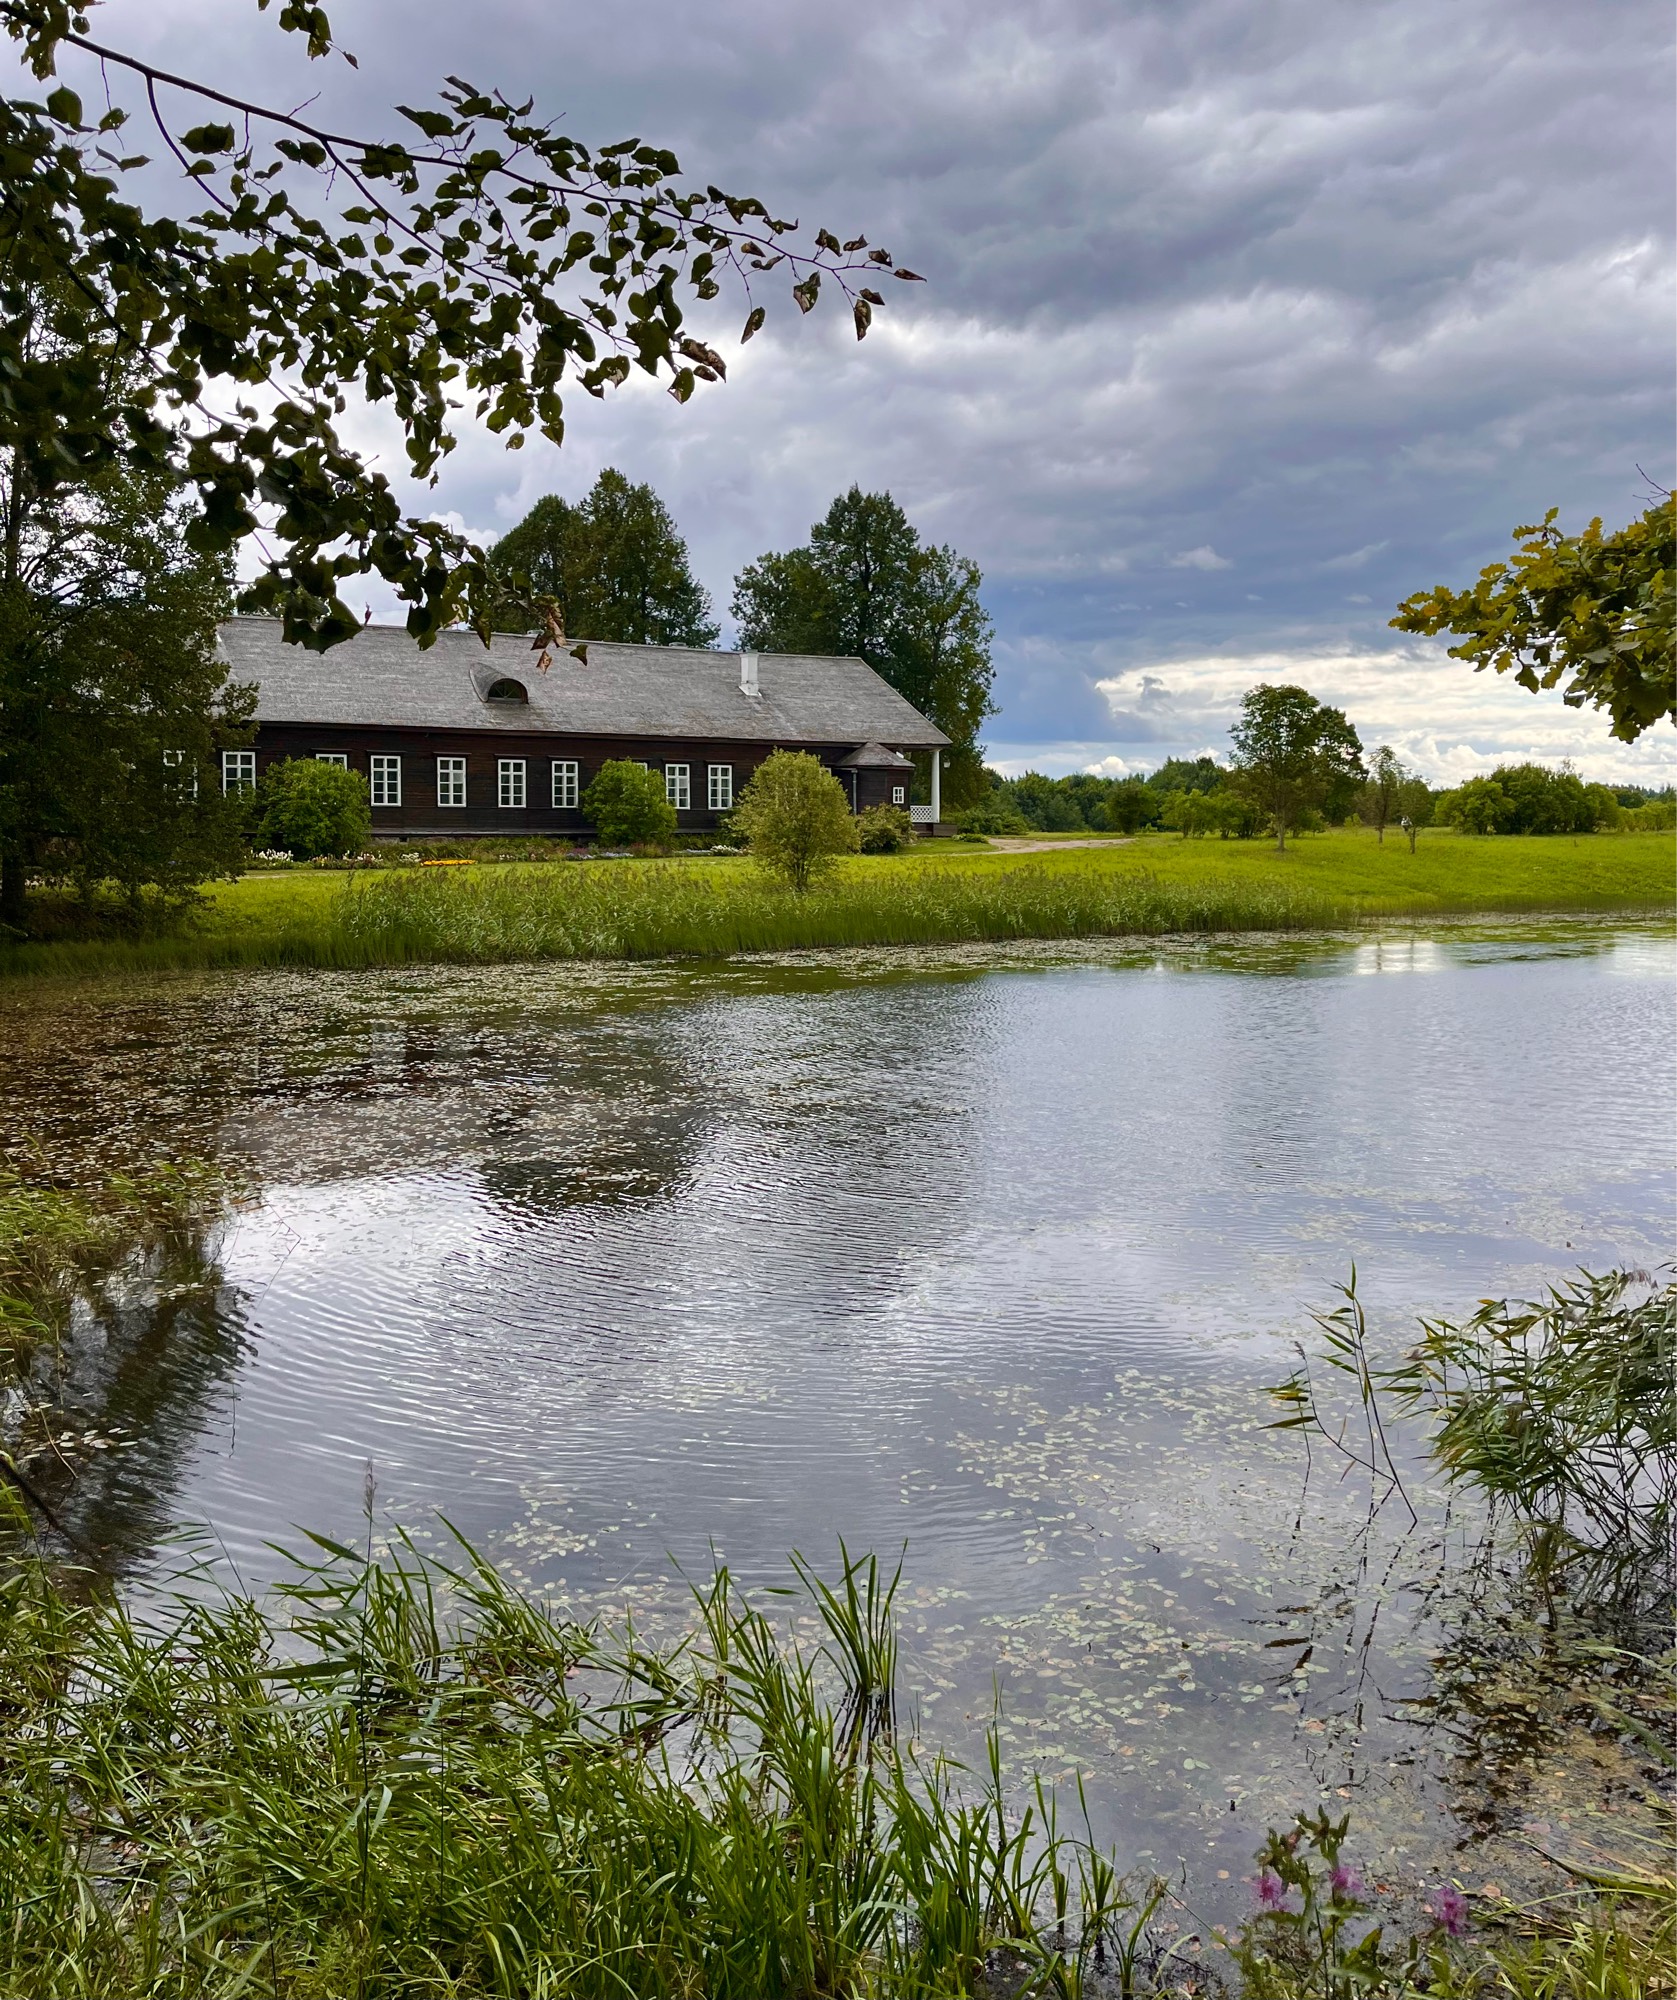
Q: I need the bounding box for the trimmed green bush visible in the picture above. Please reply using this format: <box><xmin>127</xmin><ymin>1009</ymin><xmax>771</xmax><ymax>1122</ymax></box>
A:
<box><xmin>581</xmin><ymin>759</ymin><xmax>678</xmax><ymax>847</ymax></box>
<box><xmin>733</xmin><ymin>750</ymin><xmax>859</xmax><ymax>890</ymax></box>
<box><xmin>857</xmin><ymin>803</ymin><xmax>916</xmax><ymax>853</ymax></box>
<box><xmin>255</xmin><ymin>758</ymin><xmax>371</xmax><ymax>859</ymax></box>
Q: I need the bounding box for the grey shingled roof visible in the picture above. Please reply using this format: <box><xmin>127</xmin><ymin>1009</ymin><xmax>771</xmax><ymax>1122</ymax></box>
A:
<box><xmin>222</xmin><ymin>619</ymin><xmax>950</xmax><ymax>749</ymax></box>
<box><xmin>835</xmin><ymin>741</ymin><xmax>914</xmax><ymax>768</ymax></box>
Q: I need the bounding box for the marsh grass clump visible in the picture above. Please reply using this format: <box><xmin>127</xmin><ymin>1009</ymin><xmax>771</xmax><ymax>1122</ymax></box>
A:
<box><xmin>1274</xmin><ymin>1267</ymin><xmax>1676</xmax><ymax>1632</ymax></box>
<box><xmin>1399</xmin><ymin>1269</ymin><xmax>1676</xmax><ymax>1627</ymax></box>
<box><xmin>331</xmin><ymin>856</ymin><xmax>1345</xmax><ymax>965</ymax></box>
<box><xmin>0</xmin><ymin>1161</ymin><xmax>225</xmax><ymax>1356</ymax></box>
<box><xmin>0</xmin><ymin>1522</ymin><xmax>1162</xmax><ymax>1999</ymax></box>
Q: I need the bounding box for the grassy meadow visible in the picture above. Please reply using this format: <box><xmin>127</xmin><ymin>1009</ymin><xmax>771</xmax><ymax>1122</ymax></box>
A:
<box><xmin>1</xmin><ymin>827</ymin><xmax>1670</xmax><ymax>979</ymax></box>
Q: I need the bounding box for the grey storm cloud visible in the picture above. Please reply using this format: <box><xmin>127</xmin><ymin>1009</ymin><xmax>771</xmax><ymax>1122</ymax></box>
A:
<box><xmin>55</xmin><ymin>0</ymin><xmax>1677</xmax><ymax>781</ymax></box>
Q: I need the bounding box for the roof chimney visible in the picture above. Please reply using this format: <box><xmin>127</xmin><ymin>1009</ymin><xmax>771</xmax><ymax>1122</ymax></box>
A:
<box><xmin>739</xmin><ymin>649</ymin><xmax>760</xmax><ymax>698</ymax></box>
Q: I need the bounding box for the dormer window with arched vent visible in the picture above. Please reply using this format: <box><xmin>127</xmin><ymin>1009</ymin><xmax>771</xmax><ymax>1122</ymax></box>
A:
<box><xmin>483</xmin><ymin>676</ymin><xmax>528</xmax><ymax>704</ymax></box>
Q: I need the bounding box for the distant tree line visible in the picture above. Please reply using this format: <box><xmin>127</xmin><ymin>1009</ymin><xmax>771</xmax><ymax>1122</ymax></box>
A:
<box><xmin>956</xmin><ymin>749</ymin><xmax>1670</xmax><ymax>840</ymax></box>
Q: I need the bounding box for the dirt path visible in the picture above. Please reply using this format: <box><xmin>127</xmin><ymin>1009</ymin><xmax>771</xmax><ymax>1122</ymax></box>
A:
<box><xmin>977</xmin><ymin>835</ymin><xmax>1135</xmax><ymax>853</ymax></box>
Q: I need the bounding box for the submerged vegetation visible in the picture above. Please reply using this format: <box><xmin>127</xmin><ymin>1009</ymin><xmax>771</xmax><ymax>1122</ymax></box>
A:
<box><xmin>0</xmin><ymin>831</ymin><xmax>1669</xmax><ymax>979</ymax></box>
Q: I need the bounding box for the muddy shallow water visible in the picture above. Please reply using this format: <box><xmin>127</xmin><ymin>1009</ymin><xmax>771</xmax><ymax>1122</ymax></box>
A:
<box><xmin>3</xmin><ymin>919</ymin><xmax>1671</xmax><ymax>1913</ymax></box>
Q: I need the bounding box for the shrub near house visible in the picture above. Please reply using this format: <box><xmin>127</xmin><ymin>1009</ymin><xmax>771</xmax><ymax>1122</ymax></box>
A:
<box><xmin>579</xmin><ymin>762</ymin><xmax>678</xmax><ymax>848</ymax></box>
<box><xmin>733</xmin><ymin>750</ymin><xmax>860</xmax><ymax>890</ymax></box>
<box><xmin>257</xmin><ymin>759</ymin><xmax>372</xmax><ymax>860</ymax></box>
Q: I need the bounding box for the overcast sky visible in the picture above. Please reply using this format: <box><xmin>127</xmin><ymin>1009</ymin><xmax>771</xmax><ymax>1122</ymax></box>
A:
<box><xmin>70</xmin><ymin>0</ymin><xmax>1677</xmax><ymax>782</ymax></box>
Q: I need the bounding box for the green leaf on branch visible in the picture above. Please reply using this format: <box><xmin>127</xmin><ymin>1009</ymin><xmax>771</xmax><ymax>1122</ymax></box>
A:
<box><xmin>1391</xmin><ymin>497</ymin><xmax>1675</xmax><ymax>742</ymax></box>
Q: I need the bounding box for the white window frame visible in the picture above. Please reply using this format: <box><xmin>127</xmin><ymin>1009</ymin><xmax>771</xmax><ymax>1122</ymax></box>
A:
<box><xmin>498</xmin><ymin>758</ymin><xmax>527</xmax><ymax>809</ymax></box>
<box><xmin>436</xmin><ymin>755</ymin><xmax>467</xmax><ymax>808</ymax></box>
<box><xmin>222</xmin><ymin>750</ymin><xmax>256</xmax><ymax>794</ymax></box>
<box><xmin>892</xmin><ymin>786</ymin><xmax>906</xmax><ymax>805</ymax></box>
<box><xmin>665</xmin><ymin>763</ymin><xmax>691</xmax><ymax>811</ymax></box>
<box><xmin>707</xmin><ymin>763</ymin><xmax>733</xmax><ymax>812</ymax></box>
<box><xmin>315</xmin><ymin>752</ymin><xmax>348</xmax><ymax>769</ymax></box>
<box><xmin>551</xmin><ymin>760</ymin><xmax>579</xmax><ymax>809</ymax></box>
<box><xmin>370</xmin><ymin>755</ymin><xmax>402</xmax><ymax>807</ymax></box>
<box><xmin>164</xmin><ymin>748</ymin><xmax>199</xmax><ymax>798</ymax></box>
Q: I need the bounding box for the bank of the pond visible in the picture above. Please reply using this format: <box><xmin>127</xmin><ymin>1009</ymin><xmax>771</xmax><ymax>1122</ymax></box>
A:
<box><xmin>1</xmin><ymin>829</ymin><xmax>1671</xmax><ymax>977</ymax></box>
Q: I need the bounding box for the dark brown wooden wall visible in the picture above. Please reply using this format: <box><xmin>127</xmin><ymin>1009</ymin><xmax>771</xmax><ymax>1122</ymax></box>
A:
<box><xmin>250</xmin><ymin>724</ymin><xmax>912</xmax><ymax>835</ymax></box>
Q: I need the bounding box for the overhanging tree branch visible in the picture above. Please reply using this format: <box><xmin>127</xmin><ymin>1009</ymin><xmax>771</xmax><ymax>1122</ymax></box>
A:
<box><xmin>0</xmin><ymin>0</ymin><xmax>923</xmax><ymax>649</ymax></box>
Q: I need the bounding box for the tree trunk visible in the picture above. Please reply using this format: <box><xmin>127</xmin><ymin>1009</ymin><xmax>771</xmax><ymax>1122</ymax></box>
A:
<box><xmin>0</xmin><ymin>845</ymin><xmax>26</xmax><ymax>934</ymax></box>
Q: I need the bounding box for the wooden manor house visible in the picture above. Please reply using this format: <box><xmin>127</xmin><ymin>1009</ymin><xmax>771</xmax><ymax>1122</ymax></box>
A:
<box><xmin>217</xmin><ymin>618</ymin><xmax>951</xmax><ymax>839</ymax></box>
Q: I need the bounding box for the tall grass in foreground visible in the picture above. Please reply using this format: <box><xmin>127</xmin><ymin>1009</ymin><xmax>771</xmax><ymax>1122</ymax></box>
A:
<box><xmin>332</xmin><ymin>862</ymin><xmax>1354</xmax><ymax>965</ymax></box>
<box><xmin>0</xmin><ymin>1525</ymin><xmax>1147</xmax><ymax>2000</ymax></box>
<box><xmin>2</xmin><ymin>1513</ymin><xmax>1669</xmax><ymax>2000</ymax></box>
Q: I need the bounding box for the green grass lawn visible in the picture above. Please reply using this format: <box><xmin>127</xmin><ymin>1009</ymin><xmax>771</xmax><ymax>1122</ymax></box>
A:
<box><xmin>2</xmin><ymin>827</ymin><xmax>1670</xmax><ymax>979</ymax></box>
<box><xmin>1027</xmin><ymin>824</ymin><xmax>1675</xmax><ymax>909</ymax></box>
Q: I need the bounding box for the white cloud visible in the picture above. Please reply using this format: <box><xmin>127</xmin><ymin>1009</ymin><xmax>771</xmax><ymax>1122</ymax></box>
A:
<box><xmin>1083</xmin><ymin>754</ymin><xmax>1147</xmax><ymax>777</ymax></box>
<box><xmin>1088</xmin><ymin>646</ymin><xmax>1677</xmax><ymax>786</ymax></box>
<box><xmin>1169</xmin><ymin>545</ymin><xmax>1234</xmax><ymax>571</ymax></box>
<box><xmin>1321</xmin><ymin>542</ymin><xmax>1390</xmax><ymax>572</ymax></box>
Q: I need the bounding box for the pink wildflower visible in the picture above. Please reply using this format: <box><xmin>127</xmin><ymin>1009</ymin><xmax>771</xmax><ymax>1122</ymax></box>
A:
<box><xmin>1328</xmin><ymin>1863</ymin><xmax>1367</xmax><ymax>1903</ymax></box>
<box><xmin>1434</xmin><ymin>1883</ymin><xmax>1469</xmax><ymax>1937</ymax></box>
<box><xmin>1254</xmin><ymin>1869</ymin><xmax>1289</xmax><ymax>1912</ymax></box>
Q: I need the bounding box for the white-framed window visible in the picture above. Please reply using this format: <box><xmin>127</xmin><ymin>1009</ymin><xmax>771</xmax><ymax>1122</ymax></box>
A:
<box><xmin>164</xmin><ymin>748</ymin><xmax>199</xmax><ymax>798</ymax></box>
<box><xmin>222</xmin><ymin>750</ymin><xmax>256</xmax><ymax>794</ymax></box>
<box><xmin>892</xmin><ymin>786</ymin><xmax>906</xmax><ymax>805</ymax></box>
<box><xmin>315</xmin><ymin>752</ymin><xmax>348</xmax><ymax>769</ymax></box>
<box><xmin>551</xmin><ymin>760</ymin><xmax>579</xmax><ymax>809</ymax></box>
<box><xmin>498</xmin><ymin>758</ymin><xmax>526</xmax><ymax>809</ymax></box>
<box><xmin>707</xmin><ymin>764</ymin><xmax>733</xmax><ymax>812</ymax></box>
<box><xmin>665</xmin><ymin>763</ymin><xmax>691</xmax><ymax>811</ymax></box>
<box><xmin>370</xmin><ymin>755</ymin><xmax>402</xmax><ymax>807</ymax></box>
<box><xmin>436</xmin><ymin>756</ymin><xmax>466</xmax><ymax>808</ymax></box>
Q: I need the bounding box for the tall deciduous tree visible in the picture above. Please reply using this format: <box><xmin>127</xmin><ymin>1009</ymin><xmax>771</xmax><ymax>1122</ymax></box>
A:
<box><xmin>0</xmin><ymin>452</ymin><xmax>250</xmax><ymax>930</ymax></box>
<box><xmin>0</xmin><ymin>1</ymin><xmax>915</xmax><ymax>651</ymax></box>
<box><xmin>1229</xmin><ymin>684</ymin><xmax>1364</xmax><ymax>852</ymax></box>
<box><xmin>488</xmin><ymin>470</ymin><xmax>718</xmax><ymax>646</ymax></box>
<box><xmin>731</xmin><ymin>489</ymin><xmax>995</xmax><ymax>803</ymax></box>
<box><xmin>1359</xmin><ymin>745</ymin><xmax>1408</xmax><ymax>842</ymax></box>
<box><xmin>1392</xmin><ymin>496</ymin><xmax>1675</xmax><ymax>742</ymax></box>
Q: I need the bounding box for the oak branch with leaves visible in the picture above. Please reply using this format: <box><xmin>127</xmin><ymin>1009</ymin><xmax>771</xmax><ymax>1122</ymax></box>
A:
<box><xmin>1391</xmin><ymin>496</ymin><xmax>1675</xmax><ymax>743</ymax></box>
<box><xmin>0</xmin><ymin>0</ymin><xmax>921</xmax><ymax>650</ymax></box>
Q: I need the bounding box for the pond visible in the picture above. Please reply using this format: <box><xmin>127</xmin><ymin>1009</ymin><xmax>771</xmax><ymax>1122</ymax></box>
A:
<box><xmin>2</xmin><ymin>918</ymin><xmax>1670</xmax><ymax>1914</ymax></box>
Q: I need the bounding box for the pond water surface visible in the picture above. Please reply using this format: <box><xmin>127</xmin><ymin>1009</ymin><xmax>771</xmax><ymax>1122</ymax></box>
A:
<box><xmin>3</xmin><ymin>919</ymin><xmax>1671</xmax><ymax>1911</ymax></box>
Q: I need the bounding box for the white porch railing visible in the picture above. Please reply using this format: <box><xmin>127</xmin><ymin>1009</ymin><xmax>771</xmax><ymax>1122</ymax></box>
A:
<box><xmin>909</xmin><ymin>804</ymin><xmax>937</xmax><ymax>824</ymax></box>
